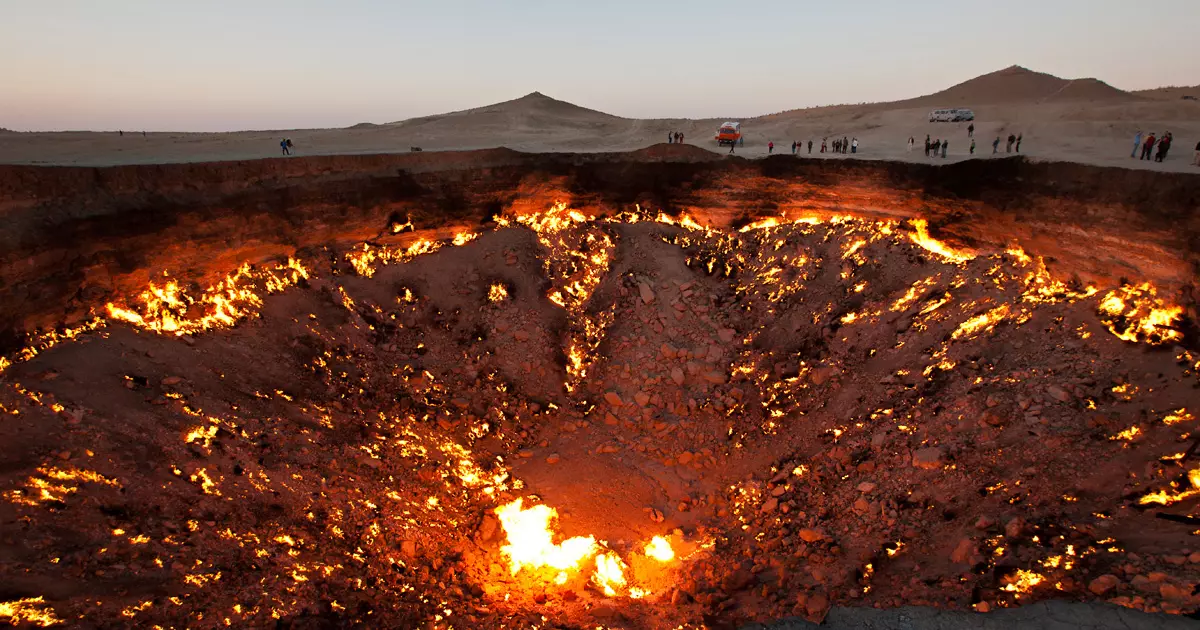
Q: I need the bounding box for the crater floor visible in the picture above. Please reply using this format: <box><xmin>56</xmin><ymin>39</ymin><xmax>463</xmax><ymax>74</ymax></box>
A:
<box><xmin>0</xmin><ymin>206</ymin><xmax>1197</xmax><ymax>629</ymax></box>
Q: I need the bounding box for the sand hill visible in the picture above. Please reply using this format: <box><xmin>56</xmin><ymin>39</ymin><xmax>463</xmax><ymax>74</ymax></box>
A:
<box><xmin>904</xmin><ymin>65</ymin><xmax>1133</xmax><ymax>106</ymax></box>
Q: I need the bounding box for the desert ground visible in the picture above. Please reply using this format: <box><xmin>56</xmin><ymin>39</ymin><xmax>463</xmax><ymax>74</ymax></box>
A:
<box><xmin>2</xmin><ymin>66</ymin><xmax>1198</xmax><ymax>172</ymax></box>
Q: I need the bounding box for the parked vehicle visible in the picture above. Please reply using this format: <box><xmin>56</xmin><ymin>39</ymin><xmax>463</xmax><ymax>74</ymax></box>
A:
<box><xmin>928</xmin><ymin>108</ymin><xmax>975</xmax><ymax>122</ymax></box>
<box><xmin>715</xmin><ymin>122</ymin><xmax>743</xmax><ymax>147</ymax></box>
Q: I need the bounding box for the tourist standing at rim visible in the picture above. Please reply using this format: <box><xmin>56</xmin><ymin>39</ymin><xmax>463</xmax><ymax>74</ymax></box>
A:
<box><xmin>1155</xmin><ymin>132</ymin><xmax>1172</xmax><ymax>162</ymax></box>
<box><xmin>924</xmin><ymin>135</ymin><xmax>931</xmax><ymax>157</ymax></box>
<box><xmin>1132</xmin><ymin>130</ymin><xmax>1143</xmax><ymax>158</ymax></box>
<box><xmin>281</xmin><ymin>138</ymin><xmax>290</xmax><ymax>155</ymax></box>
<box><xmin>992</xmin><ymin>137</ymin><xmax>1000</xmax><ymax>154</ymax></box>
<box><xmin>667</xmin><ymin>132</ymin><xmax>673</xmax><ymax>144</ymax></box>
<box><xmin>768</xmin><ymin>141</ymin><xmax>774</xmax><ymax>154</ymax></box>
<box><xmin>942</xmin><ymin>140</ymin><xmax>948</xmax><ymax>158</ymax></box>
<box><xmin>967</xmin><ymin>123</ymin><xmax>974</xmax><ymax>138</ymax></box>
<box><xmin>791</xmin><ymin>141</ymin><xmax>797</xmax><ymax>155</ymax></box>
<box><xmin>1006</xmin><ymin>134</ymin><xmax>1016</xmax><ymax>153</ymax></box>
<box><xmin>1016</xmin><ymin>134</ymin><xmax>1023</xmax><ymax>153</ymax></box>
<box><xmin>908</xmin><ymin>136</ymin><xmax>914</xmax><ymax>152</ymax></box>
<box><xmin>1141</xmin><ymin>133</ymin><xmax>1156</xmax><ymax>160</ymax></box>
<box><xmin>808</xmin><ymin>139</ymin><xmax>813</xmax><ymax>154</ymax></box>
<box><xmin>842</xmin><ymin>136</ymin><xmax>848</xmax><ymax>154</ymax></box>
<box><xmin>970</xmin><ymin>138</ymin><xmax>976</xmax><ymax>155</ymax></box>
<box><xmin>851</xmin><ymin>137</ymin><xmax>858</xmax><ymax>154</ymax></box>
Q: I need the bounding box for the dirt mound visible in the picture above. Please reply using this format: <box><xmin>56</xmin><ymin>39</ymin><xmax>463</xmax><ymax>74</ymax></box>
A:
<box><xmin>389</xmin><ymin>91</ymin><xmax>622</xmax><ymax>127</ymax></box>
<box><xmin>626</xmin><ymin>143</ymin><xmax>724</xmax><ymax>162</ymax></box>
<box><xmin>909</xmin><ymin>65</ymin><xmax>1134</xmax><ymax>106</ymax></box>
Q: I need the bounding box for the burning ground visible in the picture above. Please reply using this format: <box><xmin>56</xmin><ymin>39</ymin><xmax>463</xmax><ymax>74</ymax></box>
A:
<box><xmin>0</xmin><ymin>204</ymin><xmax>1197</xmax><ymax>629</ymax></box>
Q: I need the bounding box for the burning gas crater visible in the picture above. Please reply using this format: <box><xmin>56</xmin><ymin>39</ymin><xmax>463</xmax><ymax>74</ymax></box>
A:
<box><xmin>0</xmin><ymin>200</ymin><xmax>1197</xmax><ymax>628</ymax></box>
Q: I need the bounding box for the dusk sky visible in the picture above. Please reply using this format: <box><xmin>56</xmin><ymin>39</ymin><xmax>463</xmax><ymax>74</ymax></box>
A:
<box><xmin>3</xmin><ymin>0</ymin><xmax>1198</xmax><ymax>132</ymax></box>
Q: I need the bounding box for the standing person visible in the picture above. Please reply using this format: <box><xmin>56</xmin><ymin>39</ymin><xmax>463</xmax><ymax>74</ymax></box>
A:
<box><xmin>942</xmin><ymin>140</ymin><xmax>948</xmax><ymax>158</ymax></box>
<box><xmin>992</xmin><ymin>136</ymin><xmax>1000</xmax><ymax>154</ymax></box>
<box><xmin>729</xmin><ymin>140</ymin><xmax>735</xmax><ymax>155</ymax></box>
<box><xmin>679</xmin><ymin>132</ymin><xmax>684</xmax><ymax>143</ymax></box>
<box><xmin>286</xmin><ymin>138</ymin><xmax>294</xmax><ymax>154</ymax></box>
<box><xmin>1132</xmin><ymin>130</ymin><xmax>1143</xmax><ymax>158</ymax></box>
<box><xmin>667</xmin><ymin>132</ymin><xmax>673</xmax><ymax>144</ymax></box>
<box><xmin>1016</xmin><ymin>134</ymin><xmax>1023</xmax><ymax>153</ymax></box>
<box><xmin>924</xmin><ymin>135</ymin><xmax>931</xmax><ymax>157</ymax></box>
<box><xmin>851</xmin><ymin>137</ymin><xmax>858</xmax><ymax>154</ymax></box>
<box><xmin>791</xmin><ymin>141</ymin><xmax>797</xmax><ymax>155</ymax></box>
<box><xmin>768</xmin><ymin>141</ymin><xmax>774</xmax><ymax>154</ymax></box>
<box><xmin>808</xmin><ymin>139</ymin><xmax>813</xmax><ymax>154</ymax></box>
<box><xmin>842</xmin><ymin>136</ymin><xmax>848</xmax><ymax>154</ymax></box>
<box><xmin>821</xmin><ymin>137</ymin><xmax>827</xmax><ymax>153</ymax></box>
<box><xmin>1155</xmin><ymin>133</ymin><xmax>1171</xmax><ymax>162</ymax></box>
<box><xmin>1141</xmin><ymin>133</ymin><xmax>1156</xmax><ymax>160</ymax></box>
<box><xmin>908</xmin><ymin>136</ymin><xmax>915</xmax><ymax>152</ymax></box>
<box><xmin>967</xmin><ymin>123</ymin><xmax>974</xmax><ymax>138</ymax></box>
<box><xmin>281</xmin><ymin>139</ymin><xmax>290</xmax><ymax>155</ymax></box>
<box><xmin>932</xmin><ymin>139</ymin><xmax>940</xmax><ymax>157</ymax></box>
<box><xmin>119</xmin><ymin>130</ymin><xmax>123</xmax><ymax>137</ymax></box>
<box><xmin>970</xmin><ymin>138</ymin><xmax>976</xmax><ymax>155</ymax></box>
<box><xmin>1006</xmin><ymin>134</ymin><xmax>1015</xmax><ymax>153</ymax></box>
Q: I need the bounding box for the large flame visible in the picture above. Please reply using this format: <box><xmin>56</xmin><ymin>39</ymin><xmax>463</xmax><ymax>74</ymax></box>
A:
<box><xmin>593</xmin><ymin>552</ymin><xmax>630</xmax><ymax>596</ymax></box>
<box><xmin>908</xmin><ymin>219</ymin><xmax>975</xmax><ymax>263</ymax></box>
<box><xmin>644</xmin><ymin>536</ymin><xmax>675</xmax><ymax>562</ymax></box>
<box><xmin>494</xmin><ymin>498</ymin><xmax>597</xmax><ymax>578</ymax></box>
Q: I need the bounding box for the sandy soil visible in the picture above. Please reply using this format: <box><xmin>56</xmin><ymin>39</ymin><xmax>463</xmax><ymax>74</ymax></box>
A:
<box><xmin>1</xmin><ymin>67</ymin><xmax>1197</xmax><ymax>173</ymax></box>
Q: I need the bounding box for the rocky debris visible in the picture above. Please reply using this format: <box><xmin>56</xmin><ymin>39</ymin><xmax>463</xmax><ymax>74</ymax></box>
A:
<box><xmin>671</xmin><ymin>367</ymin><xmax>685</xmax><ymax>385</ymax></box>
<box><xmin>1047</xmin><ymin>385</ymin><xmax>1072</xmax><ymax>403</ymax></box>
<box><xmin>911</xmin><ymin>447</ymin><xmax>944</xmax><ymax>469</ymax></box>
<box><xmin>798</xmin><ymin>528</ymin><xmax>826</xmax><ymax>543</ymax></box>
<box><xmin>951</xmin><ymin>538</ymin><xmax>979</xmax><ymax>564</ymax></box>
<box><xmin>639</xmin><ymin>283</ymin><xmax>655</xmax><ymax>304</ymax></box>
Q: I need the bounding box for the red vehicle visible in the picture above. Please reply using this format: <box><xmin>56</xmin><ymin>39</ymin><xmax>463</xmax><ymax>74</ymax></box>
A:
<box><xmin>715</xmin><ymin>122</ymin><xmax>743</xmax><ymax>147</ymax></box>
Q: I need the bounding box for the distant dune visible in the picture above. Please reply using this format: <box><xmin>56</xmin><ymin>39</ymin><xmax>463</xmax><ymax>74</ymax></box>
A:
<box><xmin>904</xmin><ymin>65</ymin><xmax>1133</xmax><ymax>106</ymax></box>
<box><xmin>1132</xmin><ymin>85</ymin><xmax>1200</xmax><ymax>101</ymax></box>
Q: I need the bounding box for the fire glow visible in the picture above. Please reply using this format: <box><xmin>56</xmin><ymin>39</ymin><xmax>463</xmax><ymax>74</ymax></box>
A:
<box><xmin>493</xmin><ymin>498</ymin><xmax>675</xmax><ymax>597</ymax></box>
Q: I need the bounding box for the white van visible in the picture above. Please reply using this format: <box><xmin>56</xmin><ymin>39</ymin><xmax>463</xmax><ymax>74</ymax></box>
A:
<box><xmin>929</xmin><ymin>108</ymin><xmax>975</xmax><ymax>122</ymax></box>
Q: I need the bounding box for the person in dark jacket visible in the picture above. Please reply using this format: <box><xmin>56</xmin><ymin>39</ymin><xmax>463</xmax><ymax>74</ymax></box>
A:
<box><xmin>1141</xmin><ymin>133</ymin><xmax>1156</xmax><ymax>160</ymax></box>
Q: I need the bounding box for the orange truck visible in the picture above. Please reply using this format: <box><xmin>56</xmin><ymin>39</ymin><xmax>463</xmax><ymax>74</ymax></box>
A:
<box><xmin>715</xmin><ymin>122</ymin><xmax>743</xmax><ymax>147</ymax></box>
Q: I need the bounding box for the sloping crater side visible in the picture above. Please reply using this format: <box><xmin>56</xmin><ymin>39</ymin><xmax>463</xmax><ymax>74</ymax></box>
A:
<box><xmin>0</xmin><ymin>146</ymin><xmax>1196</xmax><ymax>347</ymax></box>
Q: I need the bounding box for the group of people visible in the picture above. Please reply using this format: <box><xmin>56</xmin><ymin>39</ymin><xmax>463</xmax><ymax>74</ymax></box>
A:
<box><xmin>816</xmin><ymin>136</ymin><xmax>856</xmax><ymax>154</ymax></box>
<box><xmin>916</xmin><ymin>135</ymin><xmax>950</xmax><ymax>158</ymax></box>
<box><xmin>280</xmin><ymin>138</ymin><xmax>295</xmax><ymax>155</ymax></box>
<box><xmin>666</xmin><ymin>131</ymin><xmax>685</xmax><ymax>144</ymax></box>
<box><xmin>791</xmin><ymin>140</ymin><xmax>815</xmax><ymax>154</ymax></box>
<box><xmin>1132</xmin><ymin>130</ymin><xmax>1175</xmax><ymax>162</ymax></box>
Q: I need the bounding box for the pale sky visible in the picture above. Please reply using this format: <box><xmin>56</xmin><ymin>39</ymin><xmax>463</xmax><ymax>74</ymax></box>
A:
<box><xmin>2</xmin><ymin>0</ymin><xmax>1197</xmax><ymax>132</ymax></box>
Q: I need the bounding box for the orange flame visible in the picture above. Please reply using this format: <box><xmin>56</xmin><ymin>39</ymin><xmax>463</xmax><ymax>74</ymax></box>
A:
<box><xmin>494</xmin><ymin>498</ymin><xmax>597</xmax><ymax>578</ymax></box>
